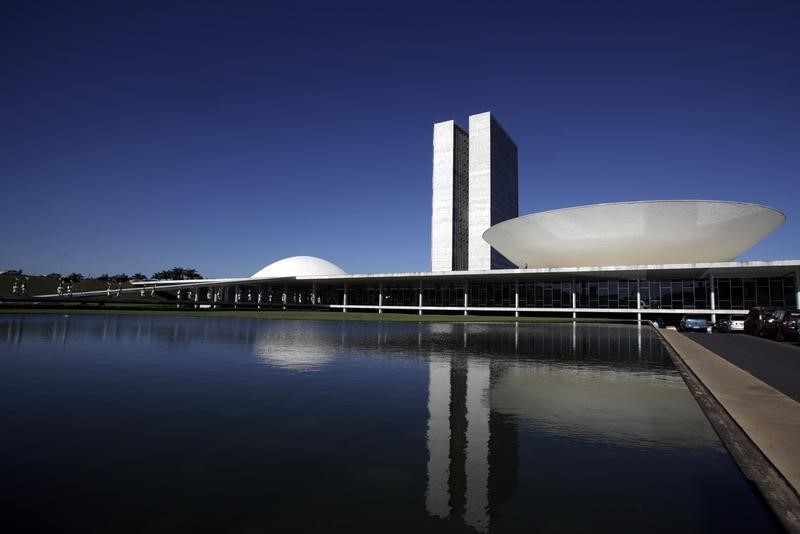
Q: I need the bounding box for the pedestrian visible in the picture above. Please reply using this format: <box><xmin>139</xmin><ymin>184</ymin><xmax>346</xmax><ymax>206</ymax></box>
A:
<box><xmin>107</xmin><ymin>283</ymin><xmax>112</xmax><ymax>298</ymax></box>
<box><xmin>12</xmin><ymin>281</ymin><xmax>18</xmax><ymax>296</ymax></box>
<box><xmin>57</xmin><ymin>283</ymin><xmax>63</xmax><ymax>297</ymax></box>
<box><xmin>116</xmin><ymin>282</ymin><xmax>122</xmax><ymax>298</ymax></box>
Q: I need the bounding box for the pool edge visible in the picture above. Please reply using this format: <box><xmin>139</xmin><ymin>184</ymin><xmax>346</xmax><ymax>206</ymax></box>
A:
<box><xmin>656</xmin><ymin>326</ymin><xmax>800</xmax><ymax>533</ymax></box>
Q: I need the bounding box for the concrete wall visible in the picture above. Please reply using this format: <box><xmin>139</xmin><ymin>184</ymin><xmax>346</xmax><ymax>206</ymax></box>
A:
<box><xmin>469</xmin><ymin>112</ymin><xmax>518</xmax><ymax>270</ymax></box>
<box><xmin>432</xmin><ymin>121</ymin><xmax>456</xmax><ymax>271</ymax></box>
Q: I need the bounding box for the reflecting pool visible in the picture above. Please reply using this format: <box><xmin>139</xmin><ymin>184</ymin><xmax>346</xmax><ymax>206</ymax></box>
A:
<box><xmin>0</xmin><ymin>315</ymin><xmax>779</xmax><ymax>532</ymax></box>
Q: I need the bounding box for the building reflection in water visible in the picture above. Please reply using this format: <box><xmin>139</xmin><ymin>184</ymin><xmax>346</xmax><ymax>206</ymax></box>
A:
<box><xmin>426</xmin><ymin>357</ymin><xmax>521</xmax><ymax>533</ymax></box>
<box><xmin>424</xmin><ymin>322</ymin><xmax>716</xmax><ymax>532</ymax></box>
<box><xmin>252</xmin><ymin>321</ymin><xmax>337</xmax><ymax>372</ymax></box>
<box><xmin>1</xmin><ymin>315</ymin><xmax>720</xmax><ymax>531</ymax></box>
<box><xmin>426</xmin><ymin>324</ymin><xmax>518</xmax><ymax>533</ymax></box>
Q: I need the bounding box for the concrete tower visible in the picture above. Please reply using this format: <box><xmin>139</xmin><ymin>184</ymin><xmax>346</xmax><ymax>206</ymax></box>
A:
<box><xmin>431</xmin><ymin>112</ymin><xmax>518</xmax><ymax>272</ymax></box>
<box><xmin>431</xmin><ymin>120</ymin><xmax>470</xmax><ymax>271</ymax></box>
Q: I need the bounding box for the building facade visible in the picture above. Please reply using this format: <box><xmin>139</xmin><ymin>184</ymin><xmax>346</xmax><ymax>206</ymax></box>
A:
<box><xmin>107</xmin><ymin>112</ymin><xmax>800</xmax><ymax>320</ymax></box>
<box><xmin>468</xmin><ymin>112</ymin><xmax>518</xmax><ymax>270</ymax></box>
<box><xmin>431</xmin><ymin>121</ymin><xmax>469</xmax><ymax>271</ymax></box>
<box><xmin>143</xmin><ymin>260</ymin><xmax>800</xmax><ymax>325</ymax></box>
<box><xmin>432</xmin><ymin>112</ymin><xmax>518</xmax><ymax>272</ymax></box>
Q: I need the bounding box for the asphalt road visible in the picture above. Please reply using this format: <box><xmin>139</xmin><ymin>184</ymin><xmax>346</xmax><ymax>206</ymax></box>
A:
<box><xmin>682</xmin><ymin>331</ymin><xmax>800</xmax><ymax>403</ymax></box>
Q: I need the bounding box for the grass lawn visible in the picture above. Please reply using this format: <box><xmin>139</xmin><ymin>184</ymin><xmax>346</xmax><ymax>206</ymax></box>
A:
<box><xmin>0</xmin><ymin>305</ymin><xmax>626</xmax><ymax>324</ymax></box>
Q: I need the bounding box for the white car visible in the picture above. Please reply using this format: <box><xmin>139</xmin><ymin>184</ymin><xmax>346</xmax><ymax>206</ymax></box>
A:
<box><xmin>719</xmin><ymin>314</ymin><xmax>746</xmax><ymax>333</ymax></box>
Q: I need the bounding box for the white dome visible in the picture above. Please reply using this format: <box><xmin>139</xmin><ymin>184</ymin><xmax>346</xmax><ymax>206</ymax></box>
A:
<box><xmin>251</xmin><ymin>256</ymin><xmax>346</xmax><ymax>278</ymax></box>
<box><xmin>483</xmin><ymin>200</ymin><xmax>785</xmax><ymax>268</ymax></box>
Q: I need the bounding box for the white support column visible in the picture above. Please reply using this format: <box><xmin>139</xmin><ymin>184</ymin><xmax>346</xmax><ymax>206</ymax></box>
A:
<box><xmin>234</xmin><ymin>284</ymin><xmax>240</xmax><ymax>309</ymax></box>
<box><xmin>343</xmin><ymin>283</ymin><xmax>348</xmax><ymax>313</ymax></box>
<box><xmin>194</xmin><ymin>288</ymin><xmax>199</xmax><ymax>309</ymax></box>
<box><xmin>795</xmin><ymin>270</ymin><xmax>800</xmax><ymax>309</ymax></box>
<box><xmin>378</xmin><ymin>282</ymin><xmax>383</xmax><ymax>314</ymax></box>
<box><xmin>419</xmin><ymin>281</ymin><xmax>423</xmax><ymax>316</ymax></box>
<box><xmin>709</xmin><ymin>272</ymin><xmax>716</xmax><ymax>323</ymax></box>
<box><xmin>464</xmin><ymin>281</ymin><xmax>469</xmax><ymax>316</ymax></box>
<box><xmin>636</xmin><ymin>278</ymin><xmax>641</xmax><ymax>323</ymax></box>
<box><xmin>311</xmin><ymin>281</ymin><xmax>317</xmax><ymax>308</ymax></box>
<box><xmin>571</xmin><ymin>278</ymin><xmax>577</xmax><ymax>319</ymax></box>
<box><xmin>514</xmin><ymin>278</ymin><xmax>519</xmax><ymax>318</ymax></box>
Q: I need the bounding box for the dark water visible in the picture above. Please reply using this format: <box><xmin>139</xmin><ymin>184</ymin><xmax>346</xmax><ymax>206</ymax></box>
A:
<box><xmin>0</xmin><ymin>314</ymin><xmax>779</xmax><ymax>533</ymax></box>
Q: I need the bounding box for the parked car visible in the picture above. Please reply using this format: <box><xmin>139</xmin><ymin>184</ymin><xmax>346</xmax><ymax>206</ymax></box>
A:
<box><xmin>679</xmin><ymin>314</ymin><xmax>709</xmax><ymax>332</ymax></box>
<box><xmin>717</xmin><ymin>314</ymin><xmax>746</xmax><ymax>333</ymax></box>
<box><xmin>744</xmin><ymin>306</ymin><xmax>778</xmax><ymax>336</ymax></box>
<box><xmin>762</xmin><ymin>309</ymin><xmax>800</xmax><ymax>341</ymax></box>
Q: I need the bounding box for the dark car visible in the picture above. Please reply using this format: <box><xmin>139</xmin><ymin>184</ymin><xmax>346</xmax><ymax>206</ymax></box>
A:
<box><xmin>744</xmin><ymin>306</ymin><xmax>778</xmax><ymax>336</ymax></box>
<box><xmin>679</xmin><ymin>314</ymin><xmax>709</xmax><ymax>332</ymax></box>
<box><xmin>763</xmin><ymin>309</ymin><xmax>800</xmax><ymax>341</ymax></box>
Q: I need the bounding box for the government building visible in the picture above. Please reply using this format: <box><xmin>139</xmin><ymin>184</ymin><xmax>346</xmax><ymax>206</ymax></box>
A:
<box><xmin>132</xmin><ymin>112</ymin><xmax>800</xmax><ymax>322</ymax></box>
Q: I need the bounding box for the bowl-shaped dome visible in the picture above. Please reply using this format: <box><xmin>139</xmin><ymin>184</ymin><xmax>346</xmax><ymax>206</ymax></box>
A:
<box><xmin>251</xmin><ymin>256</ymin><xmax>346</xmax><ymax>278</ymax></box>
<box><xmin>483</xmin><ymin>200</ymin><xmax>785</xmax><ymax>268</ymax></box>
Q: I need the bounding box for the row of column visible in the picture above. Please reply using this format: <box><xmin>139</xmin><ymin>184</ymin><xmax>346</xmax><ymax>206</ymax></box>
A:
<box><xmin>183</xmin><ymin>270</ymin><xmax>800</xmax><ymax>315</ymax></box>
<box><xmin>338</xmin><ymin>272</ymin><xmax>756</xmax><ymax>319</ymax></box>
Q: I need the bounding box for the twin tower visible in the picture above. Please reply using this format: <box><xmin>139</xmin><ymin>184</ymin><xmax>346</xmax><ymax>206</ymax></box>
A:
<box><xmin>431</xmin><ymin>112</ymin><xmax>519</xmax><ymax>272</ymax></box>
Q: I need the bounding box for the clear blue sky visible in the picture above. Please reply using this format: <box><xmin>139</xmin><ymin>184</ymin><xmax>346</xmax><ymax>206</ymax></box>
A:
<box><xmin>2</xmin><ymin>1</ymin><xmax>798</xmax><ymax>278</ymax></box>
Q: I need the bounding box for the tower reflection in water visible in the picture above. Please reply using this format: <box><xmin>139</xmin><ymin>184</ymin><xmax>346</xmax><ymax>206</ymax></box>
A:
<box><xmin>426</xmin><ymin>327</ymin><xmax>517</xmax><ymax>533</ymax></box>
<box><xmin>424</xmin><ymin>322</ymin><xmax>711</xmax><ymax>533</ymax></box>
<box><xmin>427</xmin><ymin>355</ymin><xmax>517</xmax><ymax>532</ymax></box>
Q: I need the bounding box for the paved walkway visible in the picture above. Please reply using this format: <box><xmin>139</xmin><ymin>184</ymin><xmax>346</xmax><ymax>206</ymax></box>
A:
<box><xmin>659</xmin><ymin>329</ymin><xmax>800</xmax><ymax>531</ymax></box>
<box><xmin>682</xmin><ymin>332</ymin><xmax>800</xmax><ymax>402</ymax></box>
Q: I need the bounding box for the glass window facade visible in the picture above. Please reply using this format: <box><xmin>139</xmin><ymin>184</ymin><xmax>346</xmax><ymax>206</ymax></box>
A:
<box><xmin>237</xmin><ymin>275</ymin><xmax>796</xmax><ymax>311</ymax></box>
<box><xmin>713</xmin><ymin>277</ymin><xmax>795</xmax><ymax>310</ymax></box>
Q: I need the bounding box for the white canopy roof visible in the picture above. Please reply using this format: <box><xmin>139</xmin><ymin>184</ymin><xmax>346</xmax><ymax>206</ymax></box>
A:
<box><xmin>483</xmin><ymin>200</ymin><xmax>785</xmax><ymax>269</ymax></box>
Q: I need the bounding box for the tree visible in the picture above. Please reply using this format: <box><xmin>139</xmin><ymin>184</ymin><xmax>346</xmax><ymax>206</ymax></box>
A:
<box><xmin>96</xmin><ymin>274</ymin><xmax>110</xmax><ymax>282</ymax></box>
<box><xmin>152</xmin><ymin>267</ymin><xmax>203</xmax><ymax>280</ymax></box>
<box><xmin>66</xmin><ymin>272</ymin><xmax>84</xmax><ymax>282</ymax></box>
<box><xmin>112</xmin><ymin>273</ymin><xmax>129</xmax><ymax>283</ymax></box>
<box><xmin>130</xmin><ymin>273</ymin><xmax>147</xmax><ymax>281</ymax></box>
